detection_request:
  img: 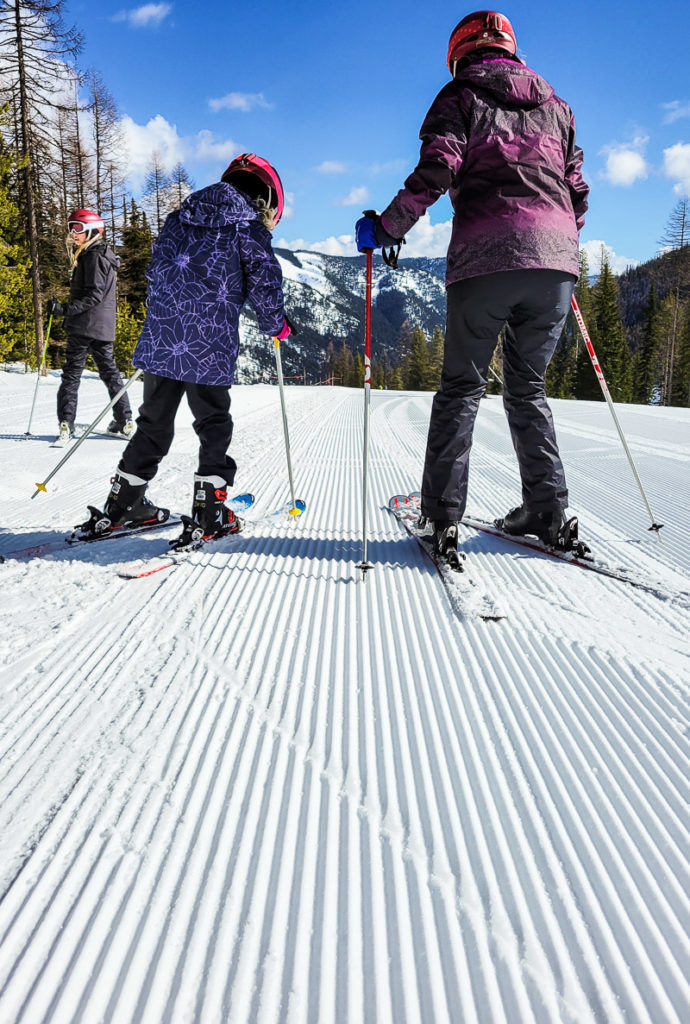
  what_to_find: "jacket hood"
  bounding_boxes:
[179,182,260,229]
[456,57,554,109]
[81,239,120,270]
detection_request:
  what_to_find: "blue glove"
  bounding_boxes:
[355,213,379,252]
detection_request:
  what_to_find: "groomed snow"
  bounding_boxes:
[0,367,689,1024]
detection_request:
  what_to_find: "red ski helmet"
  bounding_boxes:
[221,153,284,223]
[447,11,517,72]
[67,208,104,237]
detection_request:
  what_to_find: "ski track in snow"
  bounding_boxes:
[0,369,689,1024]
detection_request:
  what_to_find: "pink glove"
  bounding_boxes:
[276,317,292,341]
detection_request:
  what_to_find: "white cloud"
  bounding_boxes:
[119,114,239,186]
[112,3,172,28]
[662,142,690,196]
[209,92,272,113]
[661,100,690,125]
[580,240,639,275]
[276,234,355,257]
[316,161,346,174]
[599,136,649,187]
[335,186,369,207]
[370,159,409,175]
[401,215,451,257]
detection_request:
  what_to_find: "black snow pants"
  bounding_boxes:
[57,333,132,427]
[119,372,237,484]
[421,268,575,522]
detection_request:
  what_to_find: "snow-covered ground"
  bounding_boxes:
[0,366,689,1024]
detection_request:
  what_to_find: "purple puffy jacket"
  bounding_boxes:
[380,57,589,285]
[134,183,284,386]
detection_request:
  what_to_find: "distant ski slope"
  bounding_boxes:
[0,369,689,1023]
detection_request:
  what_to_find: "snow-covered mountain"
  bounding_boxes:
[236,250,447,383]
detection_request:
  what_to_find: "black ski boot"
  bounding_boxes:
[419,517,466,571]
[172,475,241,550]
[499,504,590,555]
[73,471,169,539]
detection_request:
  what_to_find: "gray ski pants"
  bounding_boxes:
[421,268,575,522]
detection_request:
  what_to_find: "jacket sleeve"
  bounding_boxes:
[565,112,589,232]
[238,220,285,336]
[380,85,469,240]
[66,251,113,318]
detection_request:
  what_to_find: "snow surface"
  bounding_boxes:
[0,367,689,1024]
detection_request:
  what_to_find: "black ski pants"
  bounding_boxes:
[119,372,236,484]
[57,333,132,427]
[421,268,575,522]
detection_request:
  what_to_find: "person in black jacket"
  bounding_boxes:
[52,208,133,442]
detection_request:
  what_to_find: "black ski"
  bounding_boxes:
[387,494,505,622]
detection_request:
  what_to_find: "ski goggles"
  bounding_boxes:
[68,222,89,234]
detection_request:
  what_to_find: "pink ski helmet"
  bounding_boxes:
[447,11,517,73]
[221,153,285,223]
[67,208,104,237]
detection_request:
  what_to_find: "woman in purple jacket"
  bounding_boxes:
[82,154,293,543]
[357,10,589,558]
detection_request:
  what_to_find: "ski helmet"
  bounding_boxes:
[221,153,284,224]
[67,208,104,238]
[447,11,517,73]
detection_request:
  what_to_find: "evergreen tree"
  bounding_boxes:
[0,0,82,361]
[427,325,444,391]
[113,298,144,375]
[406,327,430,390]
[658,199,690,404]
[350,350,364,388]
[332,342,352,386]
[118,200,152,308]
[631,281,661,404]
[587,249,632,402]
[573,249,602,400]
[670,305,690,407]
[0,110,31,361]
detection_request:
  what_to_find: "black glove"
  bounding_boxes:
[284,313,298,336]
[362,210,402,248]
[47,299,65,316]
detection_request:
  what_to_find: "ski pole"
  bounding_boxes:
[32,369,142,498]
[273,337,302,516]
[356,249,374,576]
[570,296,662,537]
[25,314,53,436]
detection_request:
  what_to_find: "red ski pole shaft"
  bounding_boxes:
[357,249,374,575]
[570,295,662,536]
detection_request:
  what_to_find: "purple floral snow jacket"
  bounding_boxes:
[380,57,589,285]
[134,182,285,386]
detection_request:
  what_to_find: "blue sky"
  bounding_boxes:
[67,0,690,272]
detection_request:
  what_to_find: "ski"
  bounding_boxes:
[387,494,505,622]
[1,515,179,562]
[0,492,258,566]
[461,514,687,603]
[116,496,305,580]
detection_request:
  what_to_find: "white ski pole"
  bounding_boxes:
[273,337,302,516]
[25,314,53,436]
[571,296,662,537]
[32,369,142,498]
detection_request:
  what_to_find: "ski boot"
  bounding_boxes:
[74,470,169,539]
[57,421,74,442]
[107,418,135,438]
[419,517,466,571]
[498,504,590,556]
[171,475,241,551]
